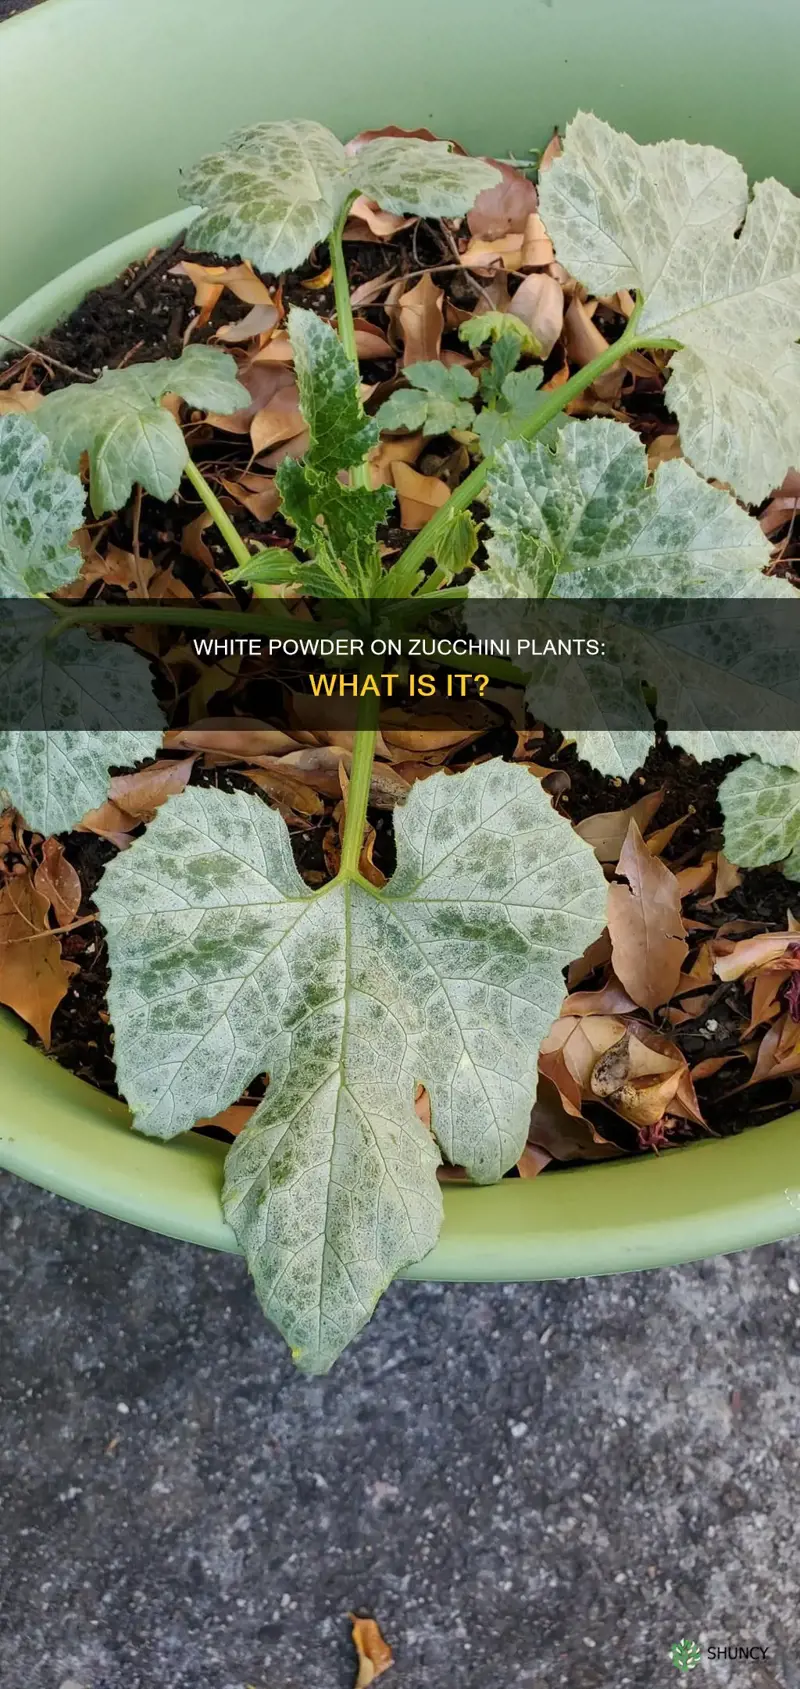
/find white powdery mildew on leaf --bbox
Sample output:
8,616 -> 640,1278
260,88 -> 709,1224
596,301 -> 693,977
0,609 -> 163,832
36,346 -> 247,516
0,414 -> 85,597
180,121 -> 353,276
671,731 -> 800,770
539,113 -> 800,503
473,418 -> 792,778
96,765 -> 606,1370
719,759 -> 800,876
180,120 -> 499,278
353,136 -> 500,218
480,419 -> 778,599
288,307 -> 377,471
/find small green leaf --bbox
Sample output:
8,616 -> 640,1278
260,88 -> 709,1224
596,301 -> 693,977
459,314 -> 540,355
223,548 -> 300,588
0,606 -> 163,832
0,415 -> 85,597
473,366 -> 546,455
276,459 -> 393,595
720,758 -> 800,872
433,509 -> 479,580
36,347 -> 248,516
96,762 -> 607,1370
353,137 -> 500,218
181,120 -> 352,274
539,113 -> 800,503
376,363 -> 478,436
480,334 -> 523,405
288,307 -> 377,471
405,362 -> 479,401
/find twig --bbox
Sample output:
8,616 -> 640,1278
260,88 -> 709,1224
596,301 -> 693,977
0,332 -> 93,382
120,228 -> 186,296
427,220 -> 497,311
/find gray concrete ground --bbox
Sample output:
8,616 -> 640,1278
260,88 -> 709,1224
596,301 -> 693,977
1,1174 -> 799,1689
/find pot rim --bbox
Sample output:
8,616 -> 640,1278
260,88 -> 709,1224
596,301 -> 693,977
2,215 -> 799,1279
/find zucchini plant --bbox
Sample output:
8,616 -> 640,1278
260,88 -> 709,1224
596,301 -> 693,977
1,112 -> 798,1367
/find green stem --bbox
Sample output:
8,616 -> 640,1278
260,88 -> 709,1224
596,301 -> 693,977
183,457 -> 254,573
383,321 -> 645,598
339,677 -> 380,879
329,197 -> 371,493
51,603 -> 301,636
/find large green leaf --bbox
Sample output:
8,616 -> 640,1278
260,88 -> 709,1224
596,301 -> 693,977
181,120 -> 499,276
0,415 -> 85,597
478,419 -> 782,599
719,758 -> 800,877
95,762 -> 607,1370
0,606 -> 163,832
471,419 -> 795,778
539,113 -> 800,503
35,347 -> 248,516
353,136 -> 500,218
180,120 -> 351,275
289,307 -> 377,471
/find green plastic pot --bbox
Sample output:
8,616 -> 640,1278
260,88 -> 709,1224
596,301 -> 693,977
1,0 -> 799,1278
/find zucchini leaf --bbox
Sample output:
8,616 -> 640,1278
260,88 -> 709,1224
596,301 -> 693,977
539,113 -> 800,503
95,762 -> 607,1371
35,346 -> 248,516
0,607 -> 163,833
0,415 -> 85,597
719,757 -> 800,877
180,120 -> 499,275
277,309 -> 392,593
376,361 -> 478,437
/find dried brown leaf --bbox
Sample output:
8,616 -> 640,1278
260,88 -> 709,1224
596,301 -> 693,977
34,838 -> 82,927
508,272 -> 564,358
608,821 -> 688,1012
575,788 -> 664,865
398,273 -> 444,365
350,1615 -> 393,1689
467,160 -> 538,240
0,871 -> 70,1045
392,461 -> 450,529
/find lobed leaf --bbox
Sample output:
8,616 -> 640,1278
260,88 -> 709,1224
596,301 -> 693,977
472,367 -> 547,456
180,120 -> 353,275
0,415 -> 85,597
353,136 -> 500,219
95,762 -> 607,1370
35,347 -> 248,516
376,360 -> 478,437
0,604 -> 163,832
539,113 -> 800,502
288,307 -> 377,471
181,120 -> 500,277
719,758 -> 800,877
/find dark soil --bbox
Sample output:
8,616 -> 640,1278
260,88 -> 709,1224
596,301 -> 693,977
3,224 -> 799,1165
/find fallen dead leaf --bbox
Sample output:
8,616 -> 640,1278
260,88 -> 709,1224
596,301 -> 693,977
508,272 -> 564,358
398,273 -> 444,365
608,820 -> 688,1012
392,460 -> 450,528
0,870 -> 71,1045
349,1615 -> 393,1688
79,757 -> 197,845
575,788 -> 664,865
467,159 -> 538,240
369,431 -> 425,488
34,838 -> 82,927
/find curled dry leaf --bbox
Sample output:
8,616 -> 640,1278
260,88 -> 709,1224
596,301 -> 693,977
391,460 -> 450,528
172,259 -> 277,336
79,757 -> 197,847
0,870 -> 71,1046
349,1614 -> 393,1689
34,837 -> 82,927
508,272 -> 564,359
467,159 -> 538,240
216,471 -> 280,523
575,788 -> 664,865
369,431 -> 425,488
540,1013 -> 703,1139
346,194 -> 417,240
460,213 -> 554,272
714,930 -> 800,982
608,821 -> 688,1012
647,433 -> 683,471
759,469 -> 800,537
213,303 -> 280,344
398,273 -> 444,366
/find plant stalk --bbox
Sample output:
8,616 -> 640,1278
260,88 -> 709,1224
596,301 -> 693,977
383,322 -> 645,598
339,677 -> 380,879
183,457 -> 254,573
329,197 -> 371,494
